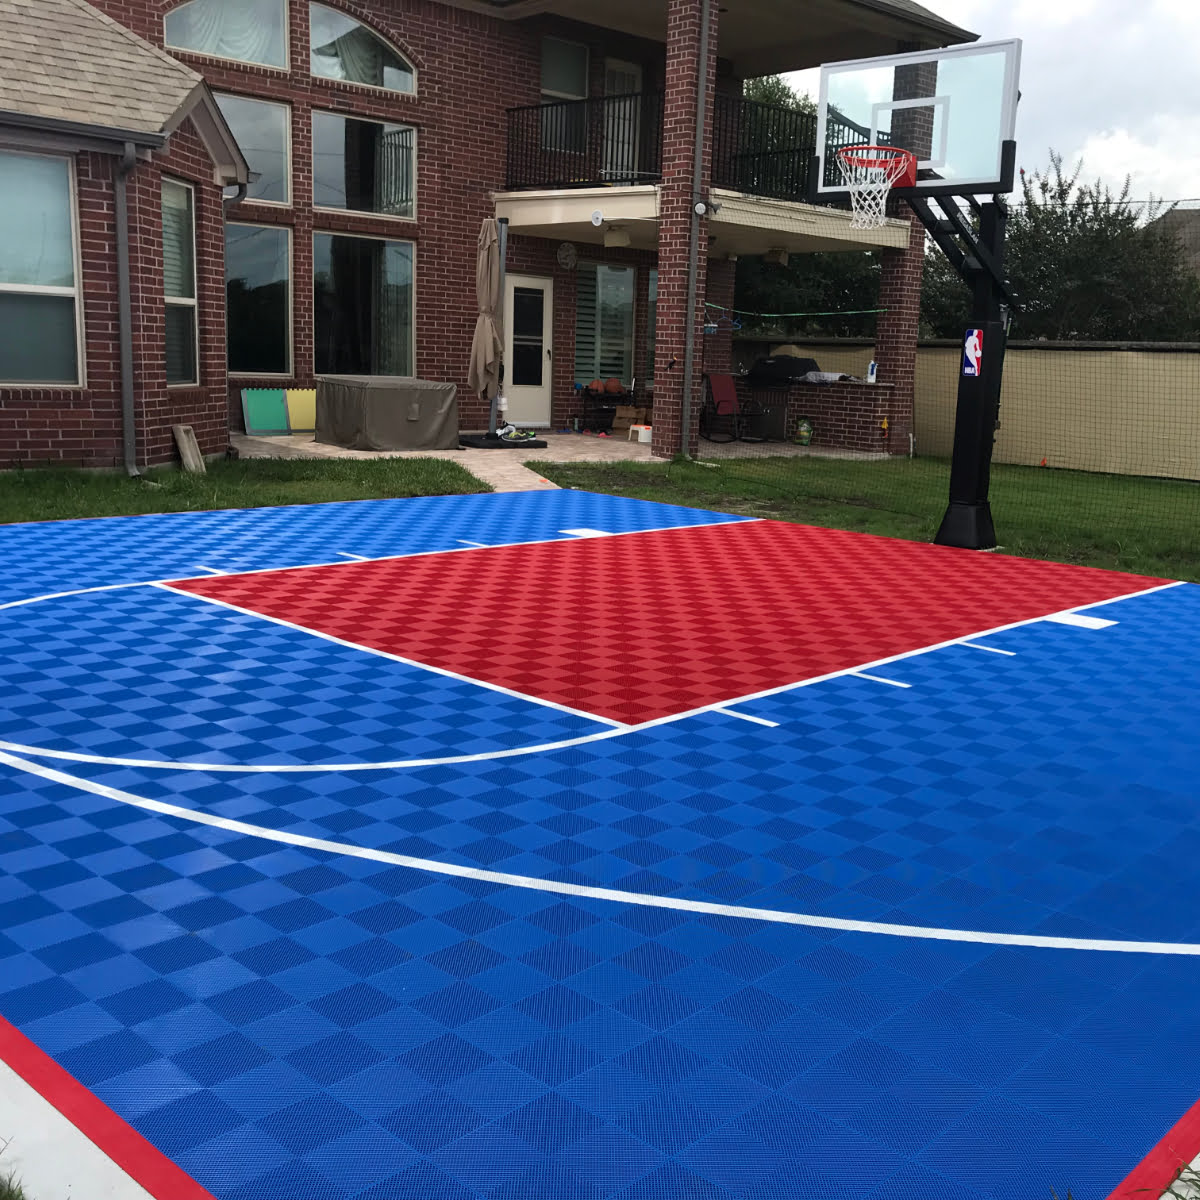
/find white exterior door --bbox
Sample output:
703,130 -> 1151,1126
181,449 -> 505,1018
504,274 -> 553,427
604,59 -> 643,182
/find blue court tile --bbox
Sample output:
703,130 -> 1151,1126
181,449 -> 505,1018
0,490 -> 745,605
1,506 -> 1200,1200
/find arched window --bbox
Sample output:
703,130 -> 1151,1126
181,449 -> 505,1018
309,4 -> 415,94
165,0 -> 288,68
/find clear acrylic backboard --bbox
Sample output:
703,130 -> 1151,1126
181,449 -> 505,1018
814,39 -> 1022,198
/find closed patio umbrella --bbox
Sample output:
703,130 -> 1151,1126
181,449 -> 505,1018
467,217 -> 503,414
461,218 -> 546,448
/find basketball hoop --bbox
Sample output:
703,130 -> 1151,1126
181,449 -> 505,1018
836,146 -> 918,229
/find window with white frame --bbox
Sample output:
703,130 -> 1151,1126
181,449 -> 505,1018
0,151 -> 82,384
162,180 -> 199,386
215,94 -> 290,205
541,37 -> 588,152
309,4 -> 415,93
313,111 -> 415,218
165,0 -> 287,68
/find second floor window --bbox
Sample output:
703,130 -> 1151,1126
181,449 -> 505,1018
313,112 -> 415,218
165,0 -> 287,69
541,37 -> 588,153
310,4 -> 415,93
215,95 -> 290,205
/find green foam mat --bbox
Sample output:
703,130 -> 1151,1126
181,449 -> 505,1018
241,388 -> 289,436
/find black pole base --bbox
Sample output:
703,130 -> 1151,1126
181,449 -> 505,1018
459,433 -> 548,450
934,501 -> 997,550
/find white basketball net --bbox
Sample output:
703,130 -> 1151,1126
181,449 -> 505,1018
836,148 -> 915,229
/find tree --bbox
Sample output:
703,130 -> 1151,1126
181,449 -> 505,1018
921,152 -> 1200,341
743,74 -> 815,114
735,251 -> 881,339
733,76 -> 878,337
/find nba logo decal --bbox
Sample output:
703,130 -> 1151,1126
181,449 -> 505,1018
963,328 -> 984,377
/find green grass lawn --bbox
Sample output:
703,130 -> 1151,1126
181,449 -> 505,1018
0,457 -> 490,526
537,455 -> 1200,582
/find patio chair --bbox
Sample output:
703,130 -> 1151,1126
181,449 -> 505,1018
699,373 -> 739,442
699,374 -> 769,443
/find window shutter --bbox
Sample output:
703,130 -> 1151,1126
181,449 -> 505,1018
162,183 -> 195,300
574,263 -> 598,384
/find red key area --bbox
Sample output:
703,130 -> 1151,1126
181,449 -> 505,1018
170,521 -> 1166,725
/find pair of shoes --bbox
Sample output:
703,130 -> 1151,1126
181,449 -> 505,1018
496,424 -> 538,442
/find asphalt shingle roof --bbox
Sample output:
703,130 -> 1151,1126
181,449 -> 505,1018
0,0 -> 203,137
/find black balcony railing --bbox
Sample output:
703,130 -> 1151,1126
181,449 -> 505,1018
505,93 -> 877,202
712,94 -> 816,201
505,93 -> 665,191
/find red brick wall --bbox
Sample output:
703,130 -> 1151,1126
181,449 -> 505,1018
702,255 -> 736,374
731,381 -> 903,454
0,120 -> 228,468
85,0 -> 677,436
872,211 -> 925,456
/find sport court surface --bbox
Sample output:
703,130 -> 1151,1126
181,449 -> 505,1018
0,489 -> 1198,1200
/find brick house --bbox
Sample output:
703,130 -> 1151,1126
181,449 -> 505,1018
0,0 -> 973,468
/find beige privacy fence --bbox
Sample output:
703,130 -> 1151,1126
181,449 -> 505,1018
733,339 -> 1200,481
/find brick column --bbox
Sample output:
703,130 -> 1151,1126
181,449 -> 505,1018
702,256 -> 736,374
873,212 -> 924,455
651,0 -> 718,459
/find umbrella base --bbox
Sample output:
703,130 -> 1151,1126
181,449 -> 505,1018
459,433 -> 548,449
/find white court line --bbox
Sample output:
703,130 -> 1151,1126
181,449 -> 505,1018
560,528 -> 613,538
960,641 -> 1016,656
1045,611 -> 1118,630
192,565 -> 225,575
4,746 -> 1200,956
849,671 -> 912,689
456,540 -> 490,548
0,579 -> 1185,774
336,552 -> 368,561
713,707 -> 780,728
154,583 -> 629,731
0,581 -> 149,612
0,518 -> 757,613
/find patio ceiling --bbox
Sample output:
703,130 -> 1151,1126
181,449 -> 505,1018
492,185 -> 911,256
443,0 -> 975,76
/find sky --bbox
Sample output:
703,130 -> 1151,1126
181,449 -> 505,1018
786,0 -> 1200,208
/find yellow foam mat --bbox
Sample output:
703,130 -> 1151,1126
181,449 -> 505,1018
286,389 -> 317,432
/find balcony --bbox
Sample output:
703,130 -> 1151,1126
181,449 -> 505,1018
510,93 -> 854,201
498,93 -> 908,257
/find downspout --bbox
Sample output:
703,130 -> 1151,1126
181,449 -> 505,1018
679,0 -> 713,458
114,142 -> 139,476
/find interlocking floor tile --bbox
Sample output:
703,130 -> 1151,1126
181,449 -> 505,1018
0,494 -> 1197,1200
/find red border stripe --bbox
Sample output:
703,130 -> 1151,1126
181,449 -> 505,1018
1108,1096 -> 1200,1198
0,1013 -> 217,1200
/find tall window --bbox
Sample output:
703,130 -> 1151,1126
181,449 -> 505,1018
226,224 -> 291,375
162,180 -> 198,386
165,0 -> 287,68
313,112 -> 415,218
310,4 -> 414,93
574,264 -> 634,386
0,152 -> 81,384
215,95 -> 290,204
314,233 -> 413,376
541,37 -> 588,153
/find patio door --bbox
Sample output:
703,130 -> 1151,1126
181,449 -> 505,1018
604,59 -> 642,183
504,274 -> 553,428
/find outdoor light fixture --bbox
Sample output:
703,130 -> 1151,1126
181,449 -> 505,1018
603,226 -> 631,248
